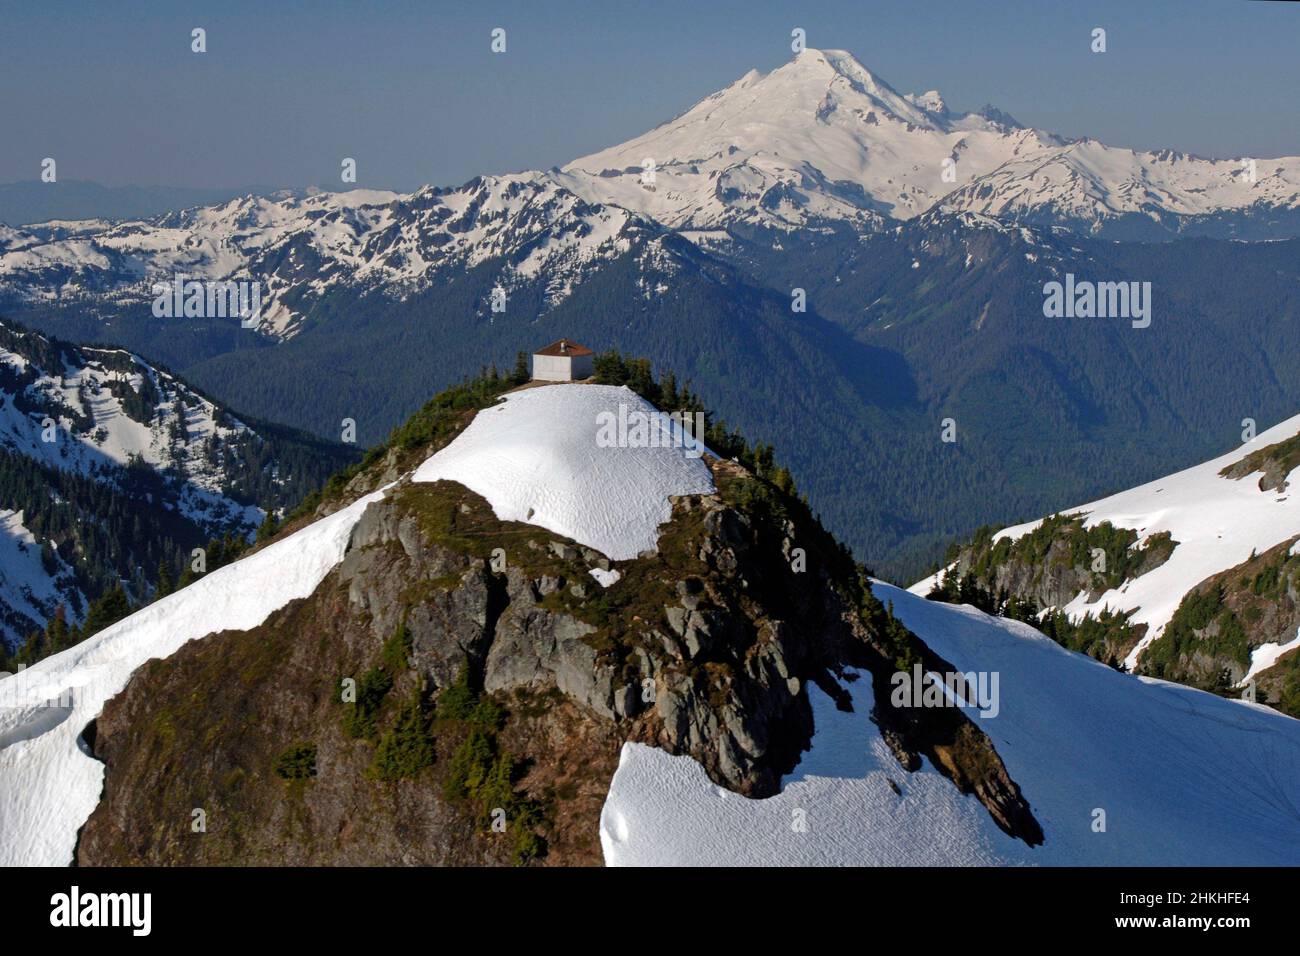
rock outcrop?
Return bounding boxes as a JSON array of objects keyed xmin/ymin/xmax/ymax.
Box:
[{"xmin": 77, "ymin": 449, "xmax": 1043, "ymax": 864}]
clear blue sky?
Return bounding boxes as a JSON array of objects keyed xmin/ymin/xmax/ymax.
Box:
[{"xmin": 3, "ymin": 0, "xmax": 1296, "ymax": 191}]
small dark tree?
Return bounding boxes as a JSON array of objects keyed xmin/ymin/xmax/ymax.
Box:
[
  {"xmin": 82, "ymin": 586, "xmax": 131, "ymax": 639},
  {"xmin": 155, "ymin": 559, "xmax": 174, "ymax": 599}
]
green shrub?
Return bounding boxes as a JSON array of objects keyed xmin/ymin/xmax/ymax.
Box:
[
  {"xmin": 274, "ymin": 743, "xmax": 317, "ymax": 780},
  {"xmin": 381, "ymin": 620, "xmax": 412, "ymax": 673},
  {"xmin": 435, "ymin": 667, "xmax": 544, "ymax": 863}
]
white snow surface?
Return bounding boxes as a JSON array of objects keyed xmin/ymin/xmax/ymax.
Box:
[
  {"xmin": 601, "ymin": 582, "xmax": 1300, "ymax": 866},
  {"xmin": 589, "ymin": 568, "xmax": 622, "ymax": 588},
  {"xmin": 1243, "ymin": 630, "xmax": 1300, "ymax": 684},
  {"xmin": 912, "ymin": 412, "xmax": 1300, "ymax": 670},
  {"xmin": 0, "ymin": 487, "xmax": 386, "ymax": 866},
  {"xmin": 413, "ymin": 385, "xmax": 714, "ymax": 560}
]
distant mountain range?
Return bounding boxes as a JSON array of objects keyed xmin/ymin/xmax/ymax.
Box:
[
  {"xmin": 0, "ymin": 180, "xmax": 290, "ymax": 230},
  {"xmin": 2, "ymin": 47, "xmax": 1299, "ymax": 581},
  {"xmin": 557, "ymin": 49, "xmax": 1300, "ymax": 240}
]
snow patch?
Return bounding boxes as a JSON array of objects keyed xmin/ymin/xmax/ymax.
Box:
[{"xmin": 413, "ymin": 385, "xmax": 714, "ymax": 560}]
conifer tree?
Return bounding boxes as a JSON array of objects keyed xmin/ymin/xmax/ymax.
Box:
[
  {"xmin": 156, "ymin": 559, "xmax": 174, "ymax": 599},
  {"xmin": 256, "ymin": 512, "xmax": 280, "ymax": 543},
  {"xmin": 82, "ymin": 586, "xmax": 131, "ymax": 639}
]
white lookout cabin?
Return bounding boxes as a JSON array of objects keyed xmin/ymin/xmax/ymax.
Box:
[{"xmin": 532, "ymin": 339, "xmax": 594, "ymax": 382}]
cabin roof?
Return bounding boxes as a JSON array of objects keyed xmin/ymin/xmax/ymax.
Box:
[{"xmin": 534, "ymin": 339, "xmax": 594, "ymax": 357}]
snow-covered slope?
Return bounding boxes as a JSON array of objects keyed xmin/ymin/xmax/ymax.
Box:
[
  {"xmin": 0, "ymin": 327, "xmax": 262, "ymax": 528},
  {"xmin": 413, "ymin": 385, "xmax": 713, "ymax": 560},
  {"xmin": 0, "ymin": 321, "xmax": 356, "ymax": 648},
  {"xmin": 601, "ymin": 581, "xmax": 1300, "ymax": 866},
  {"xmin": 0, "ymin": 509, "xmax": 80, "ymax": 646},
  {"xmin": 0, "ymin": 486, "xmax": 386, "ymax": 866},
  {"xmin": 911, "ymin": 412, "xmax": 1300, "ymax": 670}
]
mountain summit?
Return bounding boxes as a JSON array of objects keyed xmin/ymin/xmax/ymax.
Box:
[
  {"xmin": 558, "ymin": 47, "xmax": 1300, "ymax": 237},
  {"xmin": 557, "ymin": 48, "xmax": 1048, "ymax": 231}
]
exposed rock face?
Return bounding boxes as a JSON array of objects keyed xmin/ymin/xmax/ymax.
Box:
[
  {"xmin": 77, "ymin": 459, "xmax": 1043, "ymax": 865},
  {"xmin": 948, "ymin": 519, "xmax": 1174, "ymax": 614},
  {"xmin": 1141, "ymin": 537, "xmax": 1300, "ymax": 715}
]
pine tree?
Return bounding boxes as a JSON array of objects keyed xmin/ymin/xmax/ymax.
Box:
[
  {"xmin": 255, "ymin": 512, "xmax": 280, "ymax": 543},
  {"xmin": 661, "ymin": 371, "xmax": 680, "ymax": 410},
  {"xmin": 511, "ymin": 351, "xmax": 529, "ymax": 384},
  {"xmin": 370, "ymin": 688, "xmax": 435, "ymax": 781},
  {"xmin": 82, "ymin": 586, "xmax": 132, "ymax": 639},
  {"xmin": 156, "ymin": 559, "xmax": 174, "ymax": 599},
  {"xmin": 44, "ymin": 606, "xmax": 71, "ymax": 654}
]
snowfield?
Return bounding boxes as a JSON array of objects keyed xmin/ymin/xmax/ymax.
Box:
[
  {"xmin": 602, "ymin": 582, "xmax": 1300, "ymax": 866},
  {"xmin": 911, "ymin": 412, "xmax": 1300, "ymax": 670},
  {"xmin": 413, "ymin": 385, "xmax": 715, "ymax": 560}
]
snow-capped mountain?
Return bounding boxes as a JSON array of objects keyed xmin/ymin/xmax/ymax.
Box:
[
  {"xmin": 557, "ymin": 48, "xmax": 1058, "ymax": 232},
  {"xmin": 5, "ymin": 378, "xmax": 1298, "ymax": 867},
  {"xmin": 559, "ymin": 48, "xmax": 1300, "ymax": 239},
  {"xmin": 0, "ymin": 320, "xmax": 353, "ymax": 647},
  {"xmin": 0, "ymin": 383, "xmax": 717, "ymax": 865}
]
